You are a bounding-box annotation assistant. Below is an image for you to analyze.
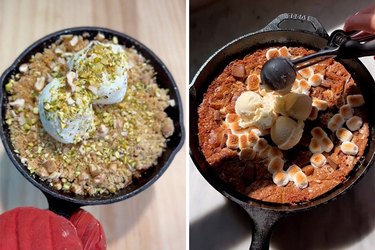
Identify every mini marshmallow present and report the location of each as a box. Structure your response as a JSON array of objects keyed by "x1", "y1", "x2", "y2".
[
  {"x1": 310, "y1": 153, "x2": 327, "y2": 168},
  {"x1": 299, "y1": 79, "x2": 311, "y2": 90},
  {"x1": 286, "y1": 164, "x2": 302, "y2": 177},
  {"x1": 308, "y1": 73, "x2": 324, "y2": 87},
  {"x1": 258, "y1": 145, "x2": 271, "y2": 159},
  {"x1": 291, "y1": 80, "x2": 300, "y2": 91},
  {"x1": 240, "y1": 148, "x2": 257, "y2": 160},
  {"x1": 309, "y1": 137, "x2": 323, "y2": 153},
  {"x1": 308, "y1": 106, "x2": 319, "y2": 121},
  {"x1": 268, "y1": 157, "x2": 284, "y2": 174},
  {"x1": 272, "y1": 171, "x2": 289, "y2": 186},
  {"x1": 321, "y1": 136, "x2": 334, "y2": 153},
  {"x1": 340, "y1": 141, "x2": 359, "y2": 155},
  {"x1": 226, "y1": 134, "x2": 239, "y2": 149},
  {"x1": 336, "y1": 128, "x2": 353, "y2": 142},
  {"x1": 268, "y1": 147, "x2": 283, "y2": 158},
  {"x1": 292, "y1": 171, "x2": 308, "y2": 188},
  {"x1": 253, "y1": 138, "x2": 268, "y2": 152},
  {"x1": 339, "y1": 104, "x2": 353, "y2": 120},
  {"x1": 279, "y1": 46, "x2": 290, "y2": 57},
  {"x1": 346, "y1": 116, "x2": 363, "y2": 131},
  {"x1": 328, "y1": 114, "x2": 345, "y2": 132},
  {"x1": 266, "y1": 48, "x2": 280, "y2": 60},
  {"x1": 239, "y1": 135, "x2": 250, "y2": 149},
  {"x1": 347, "y1": 94, "x2": 365, "y2": 107},
  {"x1": 247, "y1": 131, "x2": 259, "y2": 146},
  {"x1": 251, "y1": 128, "x2": 262, "y2": 136},
  {"x1": 312, "y1": 98, "x2": 328, "y2": 111},
  {"x1": 298, "y1": 67, "x2": 314, "y2": 79},
  {"x1": 293, "y1": 86, "x2": 309, "y2": 95},
  {"x1": 226, "y1": 113, "x2": 239, "y2": 123},
  {"x1": 311, "y1": 127, "x2": 328, "y2": 139},
  {"x1": 246, "y1": 74, "x2": 260, "y2": 91},
  {"x1": 230, "y1": 122, "x2": 248, "y2": 134}
]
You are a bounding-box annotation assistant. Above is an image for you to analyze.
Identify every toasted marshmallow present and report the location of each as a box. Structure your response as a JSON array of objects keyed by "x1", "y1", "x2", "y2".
[
  {"x1": 258, "y1": 145, "x2": 271, "y2": 159},
  {"x1": 310, "y1": 153, "x2": 327, "y2": 168},
  {"x1": 292, "y1": 171, "x2": 308, "y2": 188},
  {"x1": 226, "y1": 113, "x2": 240, "y2": 123},
  {"x1": 308, "y1": 73, "x2": 323, "y2": 87},
  {"x1": 240, "y1": 148, "x2": 257, "y2": 160},
  {"x1": 321, "y1": 136, "x2": 334, "y2": 152},
  {"x1": 336, "y1": 128, "x2": 353, "y2": 142},
  {"x1": 347, "y1": 94, "x2": 365, "y2": 107},
  {"x1": 340, "y1": 141, "x2": 359, "y2": 155},
  {"x1": 311, "y1": 127, "x2": 328, "y2": 139},
  {"x1": 309, "y1": 137, "x2": 323, "y2": 153},
  {"x1": 247, "y1": 131, "x2": 259, "y2": 146},
  {"x1": 328, "y1": 114, "x2": 345, "y2": 132},
  {"x1": 268, "y1": 147, "x2": 283, "y2": 158},
  {"x1": 253, "y1": 138, "x2": 268, "y2": 152},
  {"x1": 246, "y1": 74, "x2": 260, "y2": 91},
  {"x1": 299, "y1": 79, "x2": 311, "y2": 91},
  {"x1": 226, "y1": 134, "x2": 239, "y2": 149},
  {"x1": 272, "y1": 171, "x2": 289, "y2": 186},
  {"x1": 252, "y1": 128, "x2": 270, "y2": 136},
  {"x1": 286, "y1": 164, "x2": 301, "y2": 177},
  {"x1": 268, "y1": 157, "x2": 284, "y2": 174},
  {"x1": 346, "y1": 116, "x2": 363, "y2": 131},
  {"x1": 312, "y1": 98, "x2": 328, "y2": 111},
  {"x1": 230, "y1": 121, "x2": 249, "y2": 134},
  {"x1": 308, "y1": 106, "x2": 319, "y2": 121},
  {"x1": 279, "y1": 46, "x2": 290, "y2": 57},
  {"x1": 298, "y1": 67, "x2": 314, "y2": 79},
  {"x1": 239, "y1": 135, "x2": 250, "y2": 149},
  {"x1": 339, "y1": 104, "x2": 353, "y2": 120},
  {"x1": 291, "y1": 80, "x2": 300, "y2": 91},
  {"x1": 266, "y1": 48, "x2": 280, "y2": 60}
]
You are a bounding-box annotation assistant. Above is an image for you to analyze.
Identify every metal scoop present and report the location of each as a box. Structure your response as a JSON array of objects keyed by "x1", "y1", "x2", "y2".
[{"x1": 260, "y1": 30, "x2": 375, "y2": 91}]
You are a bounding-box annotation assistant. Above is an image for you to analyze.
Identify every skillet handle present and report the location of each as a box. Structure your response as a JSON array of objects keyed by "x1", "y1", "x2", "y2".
[
  {"x1": 262, "y1": 13, "x2": 329, "y2": 39},
  {"x1": 43, "y1": 192, "x2": 81, "y2": 219},
  {"x1": 237, "y1": 201, "x2": 286, "y2": 250}
]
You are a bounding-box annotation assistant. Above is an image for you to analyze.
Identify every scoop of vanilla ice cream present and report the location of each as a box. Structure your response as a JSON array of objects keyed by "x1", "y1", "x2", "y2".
[
  {"x1": 271, "y1": 116, "x2": 304, "y2": 150},
  {"x1": 235, "y1": 91, "x2": 276, "y2": 130},
  {"x1": 68, "y1": 41, "x2": 129, "y2": 104},
  {"x1": 38, "y1": 78, "x2": 95, "y2": 144}
]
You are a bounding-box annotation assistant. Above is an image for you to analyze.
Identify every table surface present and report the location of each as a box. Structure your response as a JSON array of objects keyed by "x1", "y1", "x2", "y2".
[
  {"x1": 0, "y1": 0, "x2": 186, "y2": 249},
  {"x1": 190, "y1": 0, "x2": 375, "y2": 249}
]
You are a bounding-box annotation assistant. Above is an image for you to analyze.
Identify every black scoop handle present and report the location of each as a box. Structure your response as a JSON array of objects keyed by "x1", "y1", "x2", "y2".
[{"x1": 338, "y1": 39, "x2": 375, "y2": 58}]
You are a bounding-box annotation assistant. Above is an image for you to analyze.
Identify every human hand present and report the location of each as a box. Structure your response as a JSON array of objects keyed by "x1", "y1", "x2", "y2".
[{"x1": 344, "y1": 4, "x2": 375, "y2": 33}]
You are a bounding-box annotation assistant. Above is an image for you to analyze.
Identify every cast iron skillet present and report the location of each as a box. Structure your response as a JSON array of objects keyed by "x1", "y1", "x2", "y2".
[
  {"x1": 0, "y1": 27, "x2": 184, "y2": 218},
  {"x1": 190, "y1": 13, "x2": 375, "y2": 250}
]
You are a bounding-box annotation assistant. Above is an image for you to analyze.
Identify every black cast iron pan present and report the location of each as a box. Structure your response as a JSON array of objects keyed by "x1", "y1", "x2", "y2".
[
  {"x1": 190, "y1": 13, "x2": 375, "y2": 250},
  {"x1": 0, "y1": 27, "x2": 185, "y2": 218}
]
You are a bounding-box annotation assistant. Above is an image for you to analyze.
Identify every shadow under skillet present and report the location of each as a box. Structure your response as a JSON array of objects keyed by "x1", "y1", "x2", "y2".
[
  {"x1": 189, "y1": 164, "x2": 375, "y2": 250},
  {"x1": 189, "y1": 0, "x2": 374, "y2": 81},
  {"x1": 190, "y1": 201, "x2": 252, "y2": 250},
  {"x1": 272, "y1": 164, "x2": 375, "y2": 250}
]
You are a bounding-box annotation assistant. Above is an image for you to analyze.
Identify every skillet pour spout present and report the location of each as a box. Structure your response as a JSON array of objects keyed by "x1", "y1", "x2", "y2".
[
  {"x1": 190, "y1": 13, "x2": 375, "y2": 250},
  {"x1": 0, "y1": 27, "x2": 185, "y2": 218}
]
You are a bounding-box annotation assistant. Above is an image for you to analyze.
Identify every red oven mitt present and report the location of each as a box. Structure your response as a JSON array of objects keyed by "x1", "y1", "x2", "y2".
[
  {"x1": 0, "y1": 207, "x2": 106, "y2": 250},
  {"x1": 69, "y1": 209, "x2": 106, "y2": 250}
]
